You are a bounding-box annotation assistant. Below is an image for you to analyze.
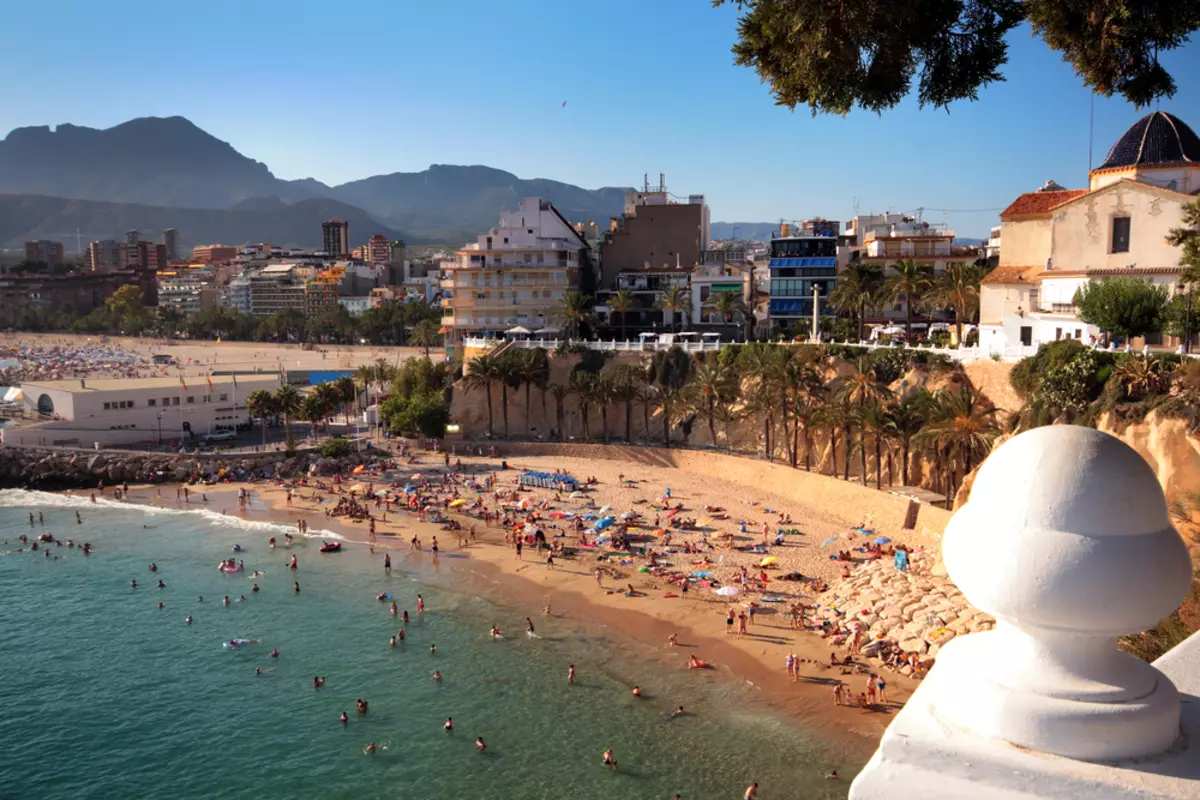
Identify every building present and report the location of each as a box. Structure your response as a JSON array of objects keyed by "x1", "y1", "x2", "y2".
[
  {"x1": 121, "y1": 240, "x2": 168, "y2": 274},
  {"x1": 125, "y1": 230, "x2": 141, "y2": 247},
  {"x1": 978, "y1": 111, "x2": 1200, "y2": 355},
  {"x1": 797, "y1": 218, "x2": 841, "y2": 237},
  {"x1": 766, "y1": 234, "x2": 839, "y2": 332},
  {"x1": 86, "y1": 240, "x2": 121, "y2": 272},
  {"x1": 25, "y1": 240, "x2": 64, "y2": 266},
  {"x1": 322, "y1": 220, "x2": 349, "y2": 258},
  {"x1": 599, "y1": 189, "x2": 710, "y2": 287},
  {"x1": 365, "y1": 235, "x2": 390, "y2": 266},
  {"x1": 248, "y1": 265, "x2": 310, "y2": 316},
  {"x1": 156, "y1": 266, "x2": 219, "y2": 316},
  {"x1": 9, "y1": 373, "x2": 281, "y2": 448},
  {"x1": 162, "y1": 228, "x2": 180, "y2": 261},
  {"x1": 691, "y1": 262, "x2": 752, "y2": 334},
  {"x1": 0, "y1": 270, "x2": 153, "y2": 327},
  {"x1": 192, "y1": 244, "x2": 239, "y2": 264},
  {"x1": 441, "y1": 197, "x2": 588, "y2": 348}
]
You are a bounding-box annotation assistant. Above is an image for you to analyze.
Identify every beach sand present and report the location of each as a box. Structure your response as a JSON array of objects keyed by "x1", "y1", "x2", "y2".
[{"x1": 115, "y1": 447, "x2": 936, "y2": 746}]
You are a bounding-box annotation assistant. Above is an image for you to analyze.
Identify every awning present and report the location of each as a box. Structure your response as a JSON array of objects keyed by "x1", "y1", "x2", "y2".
[{"x1": 506, "y1": 326, "x2": 532, "y2": 335}]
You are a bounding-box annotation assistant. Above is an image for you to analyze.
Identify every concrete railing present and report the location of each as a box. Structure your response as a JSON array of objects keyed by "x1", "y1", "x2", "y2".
[{"x1": 850, "y1": 425, "x2": 1199, "y2": 798}]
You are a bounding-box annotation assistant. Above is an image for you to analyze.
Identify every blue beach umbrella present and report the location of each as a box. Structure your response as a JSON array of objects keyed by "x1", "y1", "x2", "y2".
[
  {"x1": 874, "y1": 536, "x2": 891, "y2": 545},
  {"x1": 821, "y1": 536, "x2": 837, "y2": 547}
]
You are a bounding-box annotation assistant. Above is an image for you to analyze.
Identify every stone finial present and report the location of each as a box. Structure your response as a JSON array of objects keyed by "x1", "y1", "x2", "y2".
[{"x1": 931, "y1": 425, "x2": 1191, "y2": 760}]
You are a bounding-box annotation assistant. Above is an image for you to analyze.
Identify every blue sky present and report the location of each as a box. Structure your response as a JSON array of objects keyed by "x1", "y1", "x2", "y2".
[{"x1": 2, "y1": 0, "x2": 1198, "y2": 238}]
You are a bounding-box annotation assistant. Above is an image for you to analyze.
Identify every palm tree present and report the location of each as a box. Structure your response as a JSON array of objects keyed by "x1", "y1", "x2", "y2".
[
  {"x1": 549, "y1": 383, "x2": 569, "y2": 442},
  {"x1": 334, "y1": 375, "x2": 357, "y2": 428},
  {"x1": 829, "y1": 263, "x2": 885, "y2": 340},
  {"x1": 495, "y1": 351, "x2": 522, "y2": 438},
  {"x1": 593, "y1": 375, "x2": 617, "y2": 443},
  {"x1": 791, "y1": 388, "x2": 825, "y2": 471},
  {"x1": 835, "y1": 357, "x2": 894, "y2": 485},
  {"x1": 312, "y1": 382, "x2": 342, "y2": 436},
  {"x1": 274, "y1": 384, "x2": 301, "y2": 442},
  {"x1": 702, "y1": 290, "x2": 749, "y2": 332},
  {"x1": 883, "y1": 259, "x2": 934, "y2": 343},
  {"x1": 554, "y1": 291, "x2": 594, "y2": 339},
  {"x1": 889, "y1": 390, "x2": 932, "y2": 486},
  {"x1": 352, "y1": 364, "x2": 375, "y2": 413},
  {"x1": 635, "y1": 381, "x2": 656, "y2": 443},
  {"x1": 462, "y1": 353, "x2": 500, "y2": 436},
  {"x1": 743, "y1": 379, "x2": 778, "y2": 461},
  {"x1": 246, "y1": 390, "x2": 276, "y2": 448},
  {"x1": 299, "y1": 392, "x2": 330, "y2": 440},
  {"x1": 688, "y1": 359, "x2": 733, "y2": 447},
  {"x1": 857, "y1": 401, "x2": 891, "y2": 490},
  {"x1": 407, "y1": 318, "x2": 441, "y2": 358},
  {"x1": 512, "y1": 348, "x2": 549, "y2": 436},
  {"x1": 927, "y1": 262, "x2": 985, "y2": 345},
  {"x1": 568, "y1": 370, "x2": 595, "y2": 441},
  {"x1": 608, "y1": 289, "x2": 635, "y2": 341},
  {"x1": 916, "y1": 386, "x2": 1001, "y2": 502},
  {"x1": 612, "y1": 363, "x2": 645, "y2": 442},
  {"x1": 654, "y1": 286, "x2": 692, "y2": 332},
  {"x1": 651, "y1": 384, "x2": 683, "y2": 446}
]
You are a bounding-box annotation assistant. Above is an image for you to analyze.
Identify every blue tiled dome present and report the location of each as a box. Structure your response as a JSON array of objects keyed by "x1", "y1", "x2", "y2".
[{"x1": 1097, "y1": 112, "x2": 1200, "y2": 170}]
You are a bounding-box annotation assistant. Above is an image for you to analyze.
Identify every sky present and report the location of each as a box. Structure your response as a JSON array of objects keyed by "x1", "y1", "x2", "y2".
[{"x1": 2, "y1": 0, "x2": 1199, "y2": 238}]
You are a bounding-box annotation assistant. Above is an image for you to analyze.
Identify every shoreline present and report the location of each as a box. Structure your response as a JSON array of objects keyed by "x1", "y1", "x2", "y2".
[{"x1": 86, "y1": 450, "x2": 927, "y2": 750}]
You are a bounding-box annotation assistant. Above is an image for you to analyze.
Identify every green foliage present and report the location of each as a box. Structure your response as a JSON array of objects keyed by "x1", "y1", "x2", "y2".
[
  {"x1": 819, "y1": 316, "x2": 857, "y2": 342},
  {"x1": 1074, "y1": 278, "x2": 1168, "y2": 340},
  {"x1": 864, "y1": 348, "x2": 909, "y2": 384},
  {"x1": 716, "y1": 0, "x2": 1197, "y2": 114},
  {"x1": 1162, "y1": 292, "x2": 1199, "y2": 340},
  {"x1": 1168, "y1": 198, "x2": 1200, "y2": 284},
  {"x1": 380, "y1": 390, "x2": 450, "y2": 439},
  {"x1": 284, "y1": 435, "x2": 298, "y2": 457},
  {"x1": 554, "y1": 341, "x2": 590, "y2": 357},
  {"x1": 320, "y1": 437, "x2": 352, "y2": 458},
  {"x1": 104, "y1": 284, "x2": 149, "y2": 333},
  {"x1": 394, "y1": 356, "x2": 449, "y2": 399},
  {"x1": 648, "y1": 346, "x2": 693, "y2": 389},
  {"x1": 573, "y1": 349, "x2": 610, "y2": 376}
]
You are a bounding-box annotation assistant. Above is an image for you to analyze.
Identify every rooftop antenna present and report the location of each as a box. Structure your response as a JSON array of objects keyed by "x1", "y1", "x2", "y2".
[
  {"x1": 852, "y1": 197, "x2": 860, "y2": 216},
  {"x1": 643, "y1": 173, "x2": 649, "y2": 193},
  {"x1": 659, "y1": 173, "x2": 666, "y2": 193}
]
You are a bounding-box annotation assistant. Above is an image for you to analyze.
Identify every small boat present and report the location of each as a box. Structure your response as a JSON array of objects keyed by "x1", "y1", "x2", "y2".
[
  {"x1": 319, "y1": 541, "x2": 342, "y2": 553},
  {"x1": 217, "y1": 563, "x2": 242, "y2": 574}
]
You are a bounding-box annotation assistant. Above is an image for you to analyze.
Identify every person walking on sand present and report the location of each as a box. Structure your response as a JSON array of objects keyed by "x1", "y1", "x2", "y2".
[
  {"x1": 594, "y1": 567, "x2": 603, "y2": 588},
  {"x1": 876, "y1": 674, "x2": 888, "y2": 703},
  {"x1": 832, "y1": 682, "x2": 844, "y2": 706},
  {"x1": 568, "y1": 664, "x2": 575, "y2": 684},
  {"x1": 737, "y1": 611, "x2": 748, "y2": 638}
]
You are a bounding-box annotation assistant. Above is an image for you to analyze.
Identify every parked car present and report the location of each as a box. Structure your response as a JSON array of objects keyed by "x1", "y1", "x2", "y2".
[{"x1": 200, "y1": 430, "x2": 236, "y2": 444}]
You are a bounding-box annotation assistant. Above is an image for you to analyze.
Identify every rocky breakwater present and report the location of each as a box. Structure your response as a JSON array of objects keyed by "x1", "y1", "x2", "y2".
[
  {"x1": 0, "y1": 447, "x2": 377, "y2": 490},
  {"x1": 815, "y1": 551, "x2": 994, "y2": 672}
]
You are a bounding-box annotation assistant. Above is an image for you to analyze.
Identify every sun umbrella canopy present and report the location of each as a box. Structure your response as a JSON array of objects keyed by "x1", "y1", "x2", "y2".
[
  {"x1": 449, "y1": 499, "x2": 467, "y2": 507},
  {"x1": 760, "y1": 556, "x2": 778, "y2": 567},
  {"x1": 506, "y1": 326, "x2": 532, "y2": 335},
  {"x1": 620, "y1": 511, "x2": 637, "y2": 520},
  {"x1": 821, "y1": 536, "x2": 838, "y2": 547},
  {"x1": 874, "y1": 536, "x2": 891, "y2": 545}
]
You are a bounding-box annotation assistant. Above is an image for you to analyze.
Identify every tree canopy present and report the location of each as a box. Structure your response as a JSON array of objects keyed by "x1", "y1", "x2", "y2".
[
  {"x1": 716, "y1": 0, "x2": 1200, "y2": 114},
  {"x1": 1074, "y1": 277, "x2": 1168, "y2": 340}
]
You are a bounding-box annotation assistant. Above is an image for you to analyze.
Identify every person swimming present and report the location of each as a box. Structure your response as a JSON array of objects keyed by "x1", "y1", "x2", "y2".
[
  {"x1": 223, "y1": 596, "x2": 230, "y2": 606},
  {"x1": 340, "y1": 712, "x2": 348, "y2": 725},
  {"x1": 475, "y1": 737, "x2": 486, "y2": 752},
  {"x1": 270, "y1": 648, "x2": 279, "y2": 658},
  {"x1": 130, "y1": 580, "x2": 137, "y2": 589},
  {"x1": 603, "y1": 749, "x2": 618, "y2": 769},
  {"x1": 429, "y1": 644, "x2": 436, "y2": 655},
  {"x1": 157, "y1": 580, "x2": 165, "y2": 589},
  {"x1": 432, "y1": 671, "x2": 442, "y2": 681},
  {"x1": 313, "y1": 676, "x2": 325, "y2": 689},
  {"x1": 489, "y1": 626, "x2": 502, "y2": 639},
  {"x1": 185, "y1": 615, "x2": 193, "y2": 624},
  {"x1": 632, "y1": 686, "x2": 641, "y2": 698},
  {"x1": 444, "y1": 717, "x2": 454, "y2": 732},
  {"x1": 363, "y1": 741, "x2": 376, "y2": 756},
  {"x1": 670, "y1": 706, "x2": 686, "y2": 719}
]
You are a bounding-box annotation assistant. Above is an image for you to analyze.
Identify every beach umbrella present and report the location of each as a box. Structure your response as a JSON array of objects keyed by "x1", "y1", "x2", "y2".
[
  {"x1": 873, "y1": 536, "x2": 891, "y2": 545},
  {"x1": 569, "y1": 491, "x2": 584, "y2": 499},
  {"x1": 759, "y1": 556, "x2": 778, "y2": 567},
  {"x1": 713, "y1": 586, "x2": 739, "y2": 597},
  {"x1": 411, "y1": 473, "x2": 423, "y2": 480},
  {"x1": 821, "y1": 536, "x2": 838, "y2": 547},
  {"x1": 620, "y1": 511, "x2": 637, "y2": 521},
  {"x1": 598, "y1": 505, "x2": 611, "y2": 515}
]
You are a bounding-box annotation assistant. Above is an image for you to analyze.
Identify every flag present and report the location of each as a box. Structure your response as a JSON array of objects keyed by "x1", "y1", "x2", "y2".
[
  {"x1": 206, "y1": 376, "x2": 213, "y2": 392},
  {"x1": 232, "y1": 375, "x2": 238, "y2": 389},
  {"x1": 180, "y1": 375, "x2": 187, "y2": 391}
]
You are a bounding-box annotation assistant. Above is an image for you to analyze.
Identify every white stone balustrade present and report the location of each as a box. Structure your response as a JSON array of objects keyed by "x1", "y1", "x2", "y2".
[{"x1": 851, "y1": 425, "x2": 1200, "y2": 799}]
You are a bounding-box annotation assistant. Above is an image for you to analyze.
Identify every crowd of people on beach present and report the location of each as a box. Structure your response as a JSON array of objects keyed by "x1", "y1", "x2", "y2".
[{"x1": 0, "y1": 341, "x2": 150, "y2": 385}]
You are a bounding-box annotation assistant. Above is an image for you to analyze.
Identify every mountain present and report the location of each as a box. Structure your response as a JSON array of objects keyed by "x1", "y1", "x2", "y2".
[
  {"x1": 0, "y1": 194, "x2": 411, "y2": 252},
  {"x1": 0, "y1": 116, "x2": 632, "y2": 242},
  {"x1": 710, "y1": 222, "x2": 780, "y2": 241}
]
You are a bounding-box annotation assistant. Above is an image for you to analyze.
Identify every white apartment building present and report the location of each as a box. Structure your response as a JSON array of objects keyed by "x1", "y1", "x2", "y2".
[{"x1": 441, "y1": 197, "x2": 588, "y2": 347}]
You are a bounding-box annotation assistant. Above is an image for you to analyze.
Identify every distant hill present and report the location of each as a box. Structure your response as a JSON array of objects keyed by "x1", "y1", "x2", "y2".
[
  {"x1": 710, "y1": 222, "x2": 781, "y2": 241},
  {"x1": 0, "y1": 194, "x2": 411, "y2": 252},
  {"x1": 0, "y1": 116, "x2": 631, "y2": 242}
]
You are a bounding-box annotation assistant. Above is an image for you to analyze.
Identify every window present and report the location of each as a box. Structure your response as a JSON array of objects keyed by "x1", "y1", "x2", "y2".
[
  {"x1": 172, "y1": 397, "x2": 180, "y2": 406},
  {"x1": 103, "y1": 402, "x2": 111, "y2": 410},
  {"x1": 148, "y1": 398, "x2": 156, "y2": 407},
  {"x1": 128, "y1": 400, "x2": 135, "y2": 408},
  {"x1": 1111, "y1": 217, "x2": 1131, "y2": 253},
  {"x1": 163, "y1": 397, "x2": 170, "y2": 406},
  {"x1": 219, "y1": 393, "x2": 227, "y2": 401},
  {"x1": 186, "y1": 396, "x2": 195, "y2": 404}
]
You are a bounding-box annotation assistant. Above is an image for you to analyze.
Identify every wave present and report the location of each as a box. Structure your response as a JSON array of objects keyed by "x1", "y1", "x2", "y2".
[{"x1": 0, "y1": 489, "x2": 348, "y2": 541}]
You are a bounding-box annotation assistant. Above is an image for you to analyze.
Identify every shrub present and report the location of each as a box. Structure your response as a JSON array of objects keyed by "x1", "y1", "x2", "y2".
[{"x1": 321, "y1": 437, "x2": 352, "y2": 458}]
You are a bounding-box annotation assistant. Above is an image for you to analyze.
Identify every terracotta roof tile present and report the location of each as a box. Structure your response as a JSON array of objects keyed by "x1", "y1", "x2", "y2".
[
  {"x1": 981, "y1": 266, "x2": 1042, "y2": 285},
  {"x1": 1000, "y1": 190, "x2": 1089, "y2": 218}
]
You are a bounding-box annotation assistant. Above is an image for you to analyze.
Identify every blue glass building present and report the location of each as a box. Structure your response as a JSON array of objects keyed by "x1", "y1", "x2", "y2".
[{"x1": 767, "y1": 236, "x2": 838, "y2": 330}]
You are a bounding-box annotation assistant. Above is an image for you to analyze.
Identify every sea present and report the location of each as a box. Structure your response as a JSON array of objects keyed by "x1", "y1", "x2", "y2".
[{"x1": 0, "y1": 491, "x2": 861, "y2": 799}]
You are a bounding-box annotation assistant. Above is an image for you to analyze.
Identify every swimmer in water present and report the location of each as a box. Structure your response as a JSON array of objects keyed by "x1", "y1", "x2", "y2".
[
  {"x1": 340, "y1": 712, "x2": 348, "y2": 725},
  {"x1": 402, "y1": 611, "x2": 409, "y2": 624},
  {"x1": 294, "y1": 582, "x2": 300, "y2": 593},
  {"x1": 432, "y1": 671, "x2": 442, "y2": 681},
  {"x1": 223, "y1": 596, "x2": 230, "y2": 606},
  {"x1": 390, "y1": 637, "x2": 396, "y2": 648},
  {"x1": 289, "y1": 555, "x2": 297, "y2": 570},
  {"x1": 417, "y1": 594, "x2": 424, "y2": 613},
  {"x1": 76, "y1": 511, "x2": 82, "y2": 524},
  {"x1": 603, "y1": 749, "x2": 618, "y2": 769},
  {"x1": 270, "y1": 648, "x2": 279, "y2": 658},
  {"x1": 670, "y1": 706, "x2": 686, "y2": 719},
  {"x1": 252, "y1": 584, "x2": 260, "y2": 593},
  {"x1": 255, "y1": 668, "x2": 263, "y2": 676},
  {"x1": 568, "y1": 665, "x2": 576, "y2": 684},
  {"x1": 130, "y1": 580, "x2": 137, "y2": 589},
  {"x1": 632, "y1": 686, "x2": 641, "y2": 698},
  {"x1": 157, "y1": 602, "x2": 164, "y2": 610},
  {"x1": 397, "y1": 628, "x2": 405, "y2": 641},
  {"x1": 525, "y1": 617, "x2": 535, "y2": 634},
  {"x1": 364, "y1": 741, "x2": 376, "y2": 756},
  {"x1": 157, "y1": 580, "x2": 165, "y2": 589},
  {"x1": 429, "y1": 644, "x2": 436, "y2": 655},
  {"x1": 390, "y1": 601, "x2": 398, "y2": 616},
  {"x1": 668, "y1": 632, "x2": 679, "y2": 647},
  {"x1": 825, "y1": 770, "x2": 839, "y2": 780},
  {"x1": 489, "y1": 626, "x2": 501, "y2": 639},
  {"x1": 475, "y1": 737, "x2": 486, "y2": 752},
  {"x1": 444, "y1": 717, "x2": 453, "y2": 732},
  {"x1": 186, "y1": 615, "x2": 193, "y2": 624},
  {"x1": 313, "y1": 676, "x2": 325, "y2": 689}
]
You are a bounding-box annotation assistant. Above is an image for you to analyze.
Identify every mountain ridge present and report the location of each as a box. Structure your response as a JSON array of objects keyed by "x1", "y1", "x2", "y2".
[{"x1": 0, "y1": 116, "x2": 632, "y2": 245}]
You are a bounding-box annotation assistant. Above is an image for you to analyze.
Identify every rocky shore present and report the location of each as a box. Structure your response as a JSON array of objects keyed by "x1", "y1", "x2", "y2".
[
  {"x1": 814, "y1": 551, "x2": 995, "y2": 672},
  {"x1": 0, "y1": 446, "x2": 380, "y2": 490}
]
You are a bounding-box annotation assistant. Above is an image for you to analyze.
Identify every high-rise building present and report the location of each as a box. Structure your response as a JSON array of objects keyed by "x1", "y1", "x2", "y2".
[
  {"x1": 366, "y1": 234, "x2": 390, "y2": 266},
  {"x1": 322, "y1": 220, "x2": 349, "y2": 257},
  {"x1": 125, "y1": 230, "x2": 141, "y2": 247},
  {"x1": 162, "y1": 228, "x2": 180, "y2": 261},
  {"x1": 599, "y1": 190, "x2": 709, "y2": 287},
  {"x1": 120, "y1": 240, "x2": 168, "y2": 274},
  {"x1": 25, "y1": 240, "x2": 65, "y2": 266},
  {"x1": 86, "y1": 240, "x2": 121, "y2": 272}
]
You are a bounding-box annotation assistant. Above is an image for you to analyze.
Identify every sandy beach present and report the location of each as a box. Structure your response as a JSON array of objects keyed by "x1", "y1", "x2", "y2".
[{"x1": 110, "y1": 446, "x2": 940, "y2": 746}]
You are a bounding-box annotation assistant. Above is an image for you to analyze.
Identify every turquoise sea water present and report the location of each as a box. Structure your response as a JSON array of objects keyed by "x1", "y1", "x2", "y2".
[{"x1": 0, "y1": 491, "x2": 860, "y2": 799}]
